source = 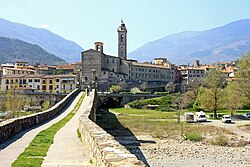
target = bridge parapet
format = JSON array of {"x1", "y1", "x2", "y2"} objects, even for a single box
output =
[
  {"x1": 0, "y1": 89, "x2": 80, "y2": 143},
  {"x1": 79, "y1": 90, "x2": 145, "y2": 167}
]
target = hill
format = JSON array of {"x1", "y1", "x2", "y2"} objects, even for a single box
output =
[
  {"x1": 129, "y1": 19, "x2": 250, "y2": 65},
  {"x1": 0, "y1": 37, "x2": 66, "y2": 65},
  {"x1": 0, "y1": 18, "x2": 83, "y2": 63}
]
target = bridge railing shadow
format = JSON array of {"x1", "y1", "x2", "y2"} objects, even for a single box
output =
[{"x1": 96, "y1": 109, "x2": 154, "y2": 167}]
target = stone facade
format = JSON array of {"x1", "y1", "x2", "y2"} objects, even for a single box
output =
[
  {"x1": 81, "y1": 21, "x2": 175, "y2": 90},
  {"x1": 78, "y1": 90, "x2": 145, "y2": 167}
]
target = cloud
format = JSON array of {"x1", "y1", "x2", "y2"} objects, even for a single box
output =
[{"x1": 40, "y1": 24, "x2": 49, "y2": 29}]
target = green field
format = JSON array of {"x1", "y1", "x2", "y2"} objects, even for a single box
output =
[{"x1": 98, "y1": 108, "x2": 230, "y2": 139}]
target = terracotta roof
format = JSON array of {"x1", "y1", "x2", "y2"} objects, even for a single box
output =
[
  {"x1": 3, "y1": 67, "x2": 35, "y2": 72},
  {"x1": 42, "y1": 74, "x2": 76, "y2": 78},
  {"x1": 56, "y1": 64, "x2": 74, "y2": 70},
  {"x1": 3, "y1": 74, "x2": 44, "y2": 78}
]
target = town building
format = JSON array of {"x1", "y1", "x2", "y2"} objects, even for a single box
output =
[
  {"x1": 179, "y1": 67, "x2": 205, "y2": 84},
  {"x1": 81, "y1": 21, "x2": 175, "y2": 91},
  {"x1": 1, "y1": 74, "x2": 77, "y2": 94}
]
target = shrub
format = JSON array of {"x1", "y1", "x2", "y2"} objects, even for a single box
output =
[
  {"x1": 127, "y1": 95, "x2": 173, "y2": 111},
  {"x1": 184, "y1": 132, "x2": 202, "y2": 142},
  {"x1": 211, "y1": 135, "x2": 228, "y2": 146}
]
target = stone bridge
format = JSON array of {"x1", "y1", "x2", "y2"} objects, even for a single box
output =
[
  {"x1": 98, "y1": 92, "x2": 164, "y2": 107},
  {"x1": 0, "y1": 89, "x2": 146, "y2": 167}
]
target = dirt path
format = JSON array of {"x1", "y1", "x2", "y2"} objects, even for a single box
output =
[{"x1": 204, "y1": 120, "x2": 250, "y2": 139}]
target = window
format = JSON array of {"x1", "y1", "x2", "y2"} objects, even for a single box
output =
[
  {"x1": 120, "y1": 34, "x2": 124, "y2": 42},
  {"x1": 49, "y1": 79, "x2": 52, "y2": 84},
  {"x1": 49, "y1": 85, "x2": 53, "y2": 90},
  {"x1": 56, "y1": 79, "x2": 60, "y2": 82},
  {"x1": 42, "y1": 79, "x2": 46, "y2": 84},
  {"x1": 112, "y1": 68, "x2": 114, "y2": 72},
  {"x1": 103, "y1": 72, "x2": 106, "y2": 75},
  {"x1": 107, "y1": 59, "x2": 109, "y2": 63},
  {"x1": 23, "y1": 79, "x2": 26, "y2": 84},
  {"x1": 29, "y1": 79, "x2": 32, "y2": 82},
  {"x1": 42, "y1": 85, "x2": 46, "y2": 90},
  {"x1": 6, "y1": 80, "x2": 9, "y2": 84},
  {"x1": 37, "y1": 85, "x2": 40, "y2": 90},
  {"x1": 112, "y1": 59, "x2": 115, "y2": 63}
]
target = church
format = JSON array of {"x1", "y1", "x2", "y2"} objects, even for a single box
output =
[{"x1": 81, "y1": 21, "x2": 175, "y2": 91}]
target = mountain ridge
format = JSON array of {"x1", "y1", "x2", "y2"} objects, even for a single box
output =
[
  {"x1": 0, "y1": 36, "x2": 66, "y2": 65},
  {"x1": 0, "y1": 18, "x2": 83, "y2": 63},
  {"x1": 128, "y1": 18, "x2": 250, "y2": 65}
]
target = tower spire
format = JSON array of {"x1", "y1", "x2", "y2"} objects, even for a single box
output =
[{"x1": 117, "y1": 20, "x2": 127, "y2": 60}]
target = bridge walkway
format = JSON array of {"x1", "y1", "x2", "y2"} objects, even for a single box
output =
[
  {"x1": 0, "y1": 91, "x2": 90, "y2": 167},
  {"x1": 42, "y1": 91, "x2": 91, "y2": 167}
]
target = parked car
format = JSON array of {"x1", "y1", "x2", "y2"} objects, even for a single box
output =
[
  {"x1": 222, "y1": 115, "x2": 232, "y2": 123},
  {"x1": 246, "y1": 113, "x2": 250, "y2": 118},
  {"x1": 196, "y1": 111, "x2": 207, "y2": 122}
]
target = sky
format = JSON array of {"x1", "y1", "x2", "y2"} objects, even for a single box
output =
[{"x1": 1, "y1": 0, "x2": 250, "y2": 56}]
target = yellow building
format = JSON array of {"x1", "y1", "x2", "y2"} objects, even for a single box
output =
[{"x1": 1, "y1": 74, "x2": 76, "y2": 94}]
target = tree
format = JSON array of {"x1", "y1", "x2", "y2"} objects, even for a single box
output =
[
  {"x1": 139, "y1": 82, "x2": 148, "y2": 92},
  {"x1": 130, "y1": 87, "x2": 141, "y2": 94},
  {"x1": 171, "y1": 93, "x2": 183, "y2": 123},
  {"x1": 42, "y1": 99, "x2": 50, "y2": 111},
  {"x1": 118, "y1": 81, "x2": 127, "y2": 92},
  {"x1": 222, "y1": 81, "x2": 246, "y2": 115},
  {"x1": 25, "y1": 97, "x2": 31, "y2": 106},
  {"x1": 109, "y1": 85, "x2": 123, "y2": 93},
  {"x1": 198, "y1": 69, "x2": 226, "y2": 118},
  {"x1": 181, "y1": 90, "x2": 196, "y2": 109},
  {"x1": 165, "y1": 81, "x2": 176, "y2": 93},
  {"x1": 4, "y1": 88, "x2": 24, "y2": 118},
  {"x1": 31, "y1": 98, "x2": 39, "y2": 106},
  {"x1": 235, "y1": 53, "x2": 250, "y2": 101}
]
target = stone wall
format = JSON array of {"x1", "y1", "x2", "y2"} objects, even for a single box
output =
[
  {"x1": 0, "y1": 89, "x2": 80, "y2": 143},
  {"x1": 78, "y1": 90, "x2": 145, "y2": 167}
]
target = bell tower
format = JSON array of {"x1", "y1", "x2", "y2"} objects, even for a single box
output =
[{"x1": 117, "y1": 20, "x2": 127, "y2": 60}]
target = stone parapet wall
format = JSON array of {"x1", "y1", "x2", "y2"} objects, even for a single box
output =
[
  {"x1": 0, "y1": 88, "x2": 80, "y2": 143},
  {"x1": 78, "y1": 90, "x2": 145, "y2": 167}
]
